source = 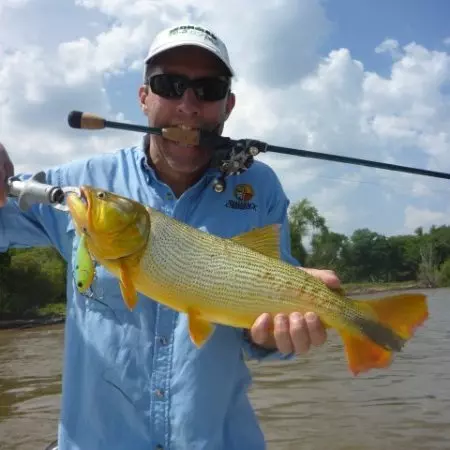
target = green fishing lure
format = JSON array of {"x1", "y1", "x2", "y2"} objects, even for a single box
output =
[{"x1": 74, "y1": 234, "x2": 95, "y2": 293}]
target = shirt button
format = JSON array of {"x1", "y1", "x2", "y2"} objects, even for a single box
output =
[
  {"x1": 156, "y1": 445, "x2": 163, "y2": 450},
  {"x1": 155, "y1": 388, "x2": 164, "y2": 398},
  {"x1": 159, "y1": 336, "x2": 168, "y2": 345},
  {"x1": 166, "y1": 192, "x2": 173, "y2": 200}
]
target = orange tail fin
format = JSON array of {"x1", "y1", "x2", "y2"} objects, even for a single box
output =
[{"x1": 340, "y1": 293, "x2": 428, "y2": 376}]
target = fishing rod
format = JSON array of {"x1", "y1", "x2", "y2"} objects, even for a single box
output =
[
  {"x1": 67, "y1": 111, "x2": 450, "y2": 193},
  {"x1": 7, "y1": 110, "x2": 450, "y2": 211}
]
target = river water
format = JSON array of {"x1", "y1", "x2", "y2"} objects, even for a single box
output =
[{"x1": 1, "y1": 288, "x2": 449, "y2": 450}]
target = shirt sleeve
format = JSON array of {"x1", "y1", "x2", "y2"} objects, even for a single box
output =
[
  {"x1": 241, "y1": 167, "x2": 299, "y2": 362},
  {"x1": 0, "y1": 167, "x2": 73, "y2": 262}
]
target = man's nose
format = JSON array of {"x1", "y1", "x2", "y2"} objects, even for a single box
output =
[{"x1": 176, "y1": 88, "x2": 201, "y2": 115}]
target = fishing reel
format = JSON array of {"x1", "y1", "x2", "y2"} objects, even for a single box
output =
[
  {"x1": 207, "y1": 138, "x2": 268, "y2": 192},
  {"x1": 67, "y1": 111, "x2": 269, "y2": 194}
]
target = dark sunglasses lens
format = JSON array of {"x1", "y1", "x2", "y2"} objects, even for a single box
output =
[
  {"x1": 194, "y1": 78, "x2": 229, "y2": 101},
  {"x1": 150, "y1": 74, "x2": 187, "y2": 99},
  {"x1": 150, "y1": 74, "x2": 229, "y2": 101}
]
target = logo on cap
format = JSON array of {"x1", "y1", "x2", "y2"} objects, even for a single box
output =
[{"x1": 168, "y1": 25, "x2": 218, "y2": 44}]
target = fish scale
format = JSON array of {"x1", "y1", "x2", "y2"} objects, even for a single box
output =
[{"x1": 136, "y1": 208, "x2": 363, "y2": 328}]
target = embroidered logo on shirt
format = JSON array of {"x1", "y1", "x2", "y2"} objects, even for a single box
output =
[{"x1": 225, "y1": 184, "x2": 257, "y2": 210}]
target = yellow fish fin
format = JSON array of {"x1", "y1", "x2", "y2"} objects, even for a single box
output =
[
  {"x1": 231, "y1": 224, "x2": 281, "y2": 259},
  {"x1": 339, "y1": 293, "x2": 428, "y2": 376},
  {"x1": 118, "y1": 260, "x2": 138, "y2": 310},
  {"x1": 340, "y1": 330, "x2": 394, "y2": 376},
  {"x1": 187, "y1": 308, "x2": 216, "y2": 347}
]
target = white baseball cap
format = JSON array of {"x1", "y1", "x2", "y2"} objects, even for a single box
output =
[{"x1": 144, "y1": 24, "x2": 234, "y2": 77}]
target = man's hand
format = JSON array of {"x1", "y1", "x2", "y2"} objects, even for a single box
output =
[
  {"x1": 249, "y1": 268, "x2": 341, "y2": 355},
  {"x1": 0, "y1": 143, "x2": 14, "y2": 207}
]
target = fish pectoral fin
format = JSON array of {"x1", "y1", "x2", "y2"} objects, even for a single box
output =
[
  {"x1": 187, "y1": 309, "x2": 215, "y2": 347},
  {"x1": 231, "y1": 224, "x2": 281, "y2": 259},
  {"x1": 118, "y1": 261, "x2": 138, "y2": 310}
]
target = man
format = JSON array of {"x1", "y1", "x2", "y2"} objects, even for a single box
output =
[{"x1": 0, "y1": 24, "x2": 339, "y2": 450}]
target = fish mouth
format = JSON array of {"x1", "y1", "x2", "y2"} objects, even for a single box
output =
[{"x1": 66, "y1": 186, "x2": 90, "y2": 230}]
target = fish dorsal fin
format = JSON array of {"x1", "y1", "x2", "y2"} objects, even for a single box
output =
[{"x1": 231, "y1": 224, "x2": 281, "y2": 259}]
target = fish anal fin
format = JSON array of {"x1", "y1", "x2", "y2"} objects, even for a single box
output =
[
  {"x1": 118, "y1": 260, "x2": 138, "y2": 310},
  {"x1": 187, "y1": 308, "x2": 215, "y2": 347},
  {"x1": 340, "y1": 330, "x2": 393, "y2": 376},
  {"x1": 231, "y1": 224, "x2": 281, "y2": 259}
]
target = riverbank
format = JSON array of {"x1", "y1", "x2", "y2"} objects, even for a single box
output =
[
  {"x1": 344, "y1": 280, "x2": 426, "y2": 295},
  {"x1": 0, "y1": 280, "x2": 430, "y2": 330},
  {"x1": 0, "y1": 303, "x2": 66, "y2": 330}
]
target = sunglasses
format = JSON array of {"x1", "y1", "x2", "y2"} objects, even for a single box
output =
[{"x1": 148, "y1": 73, "x2": 230, "y2": 102}]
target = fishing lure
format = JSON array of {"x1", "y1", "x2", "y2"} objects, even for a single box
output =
[{"x1": 74, "y1": 234, "x2": 95, "y2": 293}]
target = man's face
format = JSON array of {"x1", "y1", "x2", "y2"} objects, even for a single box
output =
[{"x1": 139, "y1": 46, "x2": 236, "y2": 177}]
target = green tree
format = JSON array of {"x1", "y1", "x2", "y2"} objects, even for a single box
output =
[
  {"x1": 308, "y1": 230, "x2": 348, "y2": 274},
  {"x1": 288, "y1": 198, "x2": 328, "y2": 265}
]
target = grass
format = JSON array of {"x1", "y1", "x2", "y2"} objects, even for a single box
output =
[{"x1": 34, "y1": 302, "x2": 66, "y2": 317}]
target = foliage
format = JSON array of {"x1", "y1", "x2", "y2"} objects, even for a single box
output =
[
  {"x1": 0, "y1": 247, "x2": 66, "y2": 318},
  {"x1": 287, "y1": 198, "x2": 450, "y2": 287}
]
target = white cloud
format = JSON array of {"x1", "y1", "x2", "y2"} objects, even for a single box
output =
[
  {"x1": 404, "y1": 206, "x2": 448, "y2": 233},
  {"x1": 1, "y1": 1, "x2": 449, "y2": 239},
  {"x1": 0, "y1": 0, "x2": 31, "y2": 14}
]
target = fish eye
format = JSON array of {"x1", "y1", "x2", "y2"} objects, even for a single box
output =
[{"x1": 97, "y1": 191, "x2": 107, "y2": 200}]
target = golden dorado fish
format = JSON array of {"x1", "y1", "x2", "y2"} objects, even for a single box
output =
[{"x1": 66, "y1": 186, "x2": 428, "y2": 376}]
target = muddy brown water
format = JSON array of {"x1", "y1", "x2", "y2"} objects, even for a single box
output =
[{"x1": 1, "y1": 288, "x2": 449, "y2": 450}]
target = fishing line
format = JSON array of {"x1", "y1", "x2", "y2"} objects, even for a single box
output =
[{"x1": 298, "y1": 170, "x2": 450, "y2": 197}]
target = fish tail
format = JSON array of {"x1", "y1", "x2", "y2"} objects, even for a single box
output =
[{"x1": 339, "y1": 293, "x2": 428, "y2": 376}]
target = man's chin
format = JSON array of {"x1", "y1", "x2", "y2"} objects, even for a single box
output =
[{"x1": 165, "y1": 143, "x2": 211, "y2": 172}]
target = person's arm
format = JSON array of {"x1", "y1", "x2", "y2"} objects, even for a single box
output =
[{"x1": 0, "y1": 167, "x2": 74, "y2": 262}]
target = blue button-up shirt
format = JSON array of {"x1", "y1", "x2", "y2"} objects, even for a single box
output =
[{"x1": 0, "y1": 140, "x2": 298, "y2": 450}]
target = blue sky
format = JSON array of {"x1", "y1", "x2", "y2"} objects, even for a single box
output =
[
  {"x1": 1, "y1": 0, "x2": 449, "y2": 240},
  {"x1": 324, "y1": 0, "x2": 450, "y2": 65}
]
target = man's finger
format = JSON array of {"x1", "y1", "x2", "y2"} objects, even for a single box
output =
[
  {"x1": 299, "y1": 267, "x2": 341, "y2": 289},
  {"x1": 273, "y1": 314, "x2": 293, "y2": 354},
  {"x1": 305, "y1": 312, "x2": 327, "y2": 346},
  {"x1": 250, "y1": 313, "x2": 272, "y2": 345},
  {"x1": 289, "y1": 312, "x2": 310, "y2": 355}
]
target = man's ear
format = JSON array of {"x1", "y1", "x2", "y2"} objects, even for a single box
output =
[
  {"x1": 225, "y1": 91, "x2": 236, "y2": 120},
  {"x1": 138, "y1": 85, "x2": 149, "y2": 113}
]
